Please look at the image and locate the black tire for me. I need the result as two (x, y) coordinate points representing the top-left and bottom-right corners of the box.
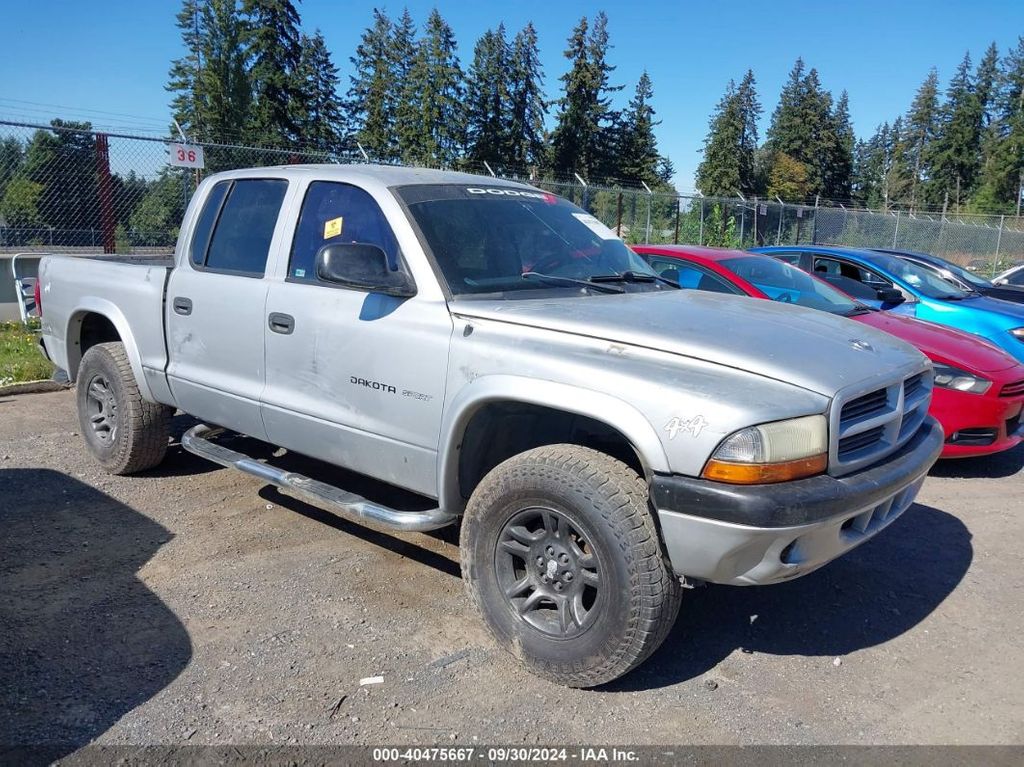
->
(76, 342), (172, 475)
(460, 444), (682, 687)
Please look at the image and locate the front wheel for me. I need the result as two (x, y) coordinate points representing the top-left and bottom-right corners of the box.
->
(76, 342), (172, 475)
(460, 445), (682, 687)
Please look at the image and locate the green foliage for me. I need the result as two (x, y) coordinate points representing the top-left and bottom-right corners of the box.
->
(294, 30), (346, 152)
(128, 171), (187, 246)
(242, 0), (303, 145)
(550, 13), (622, 180)
(0, 322), (54, 386)
(925, 52), (984, 209)
(696, 71), (761, 197)
(506, 23), (547, 170)
(20, 120), (99, 232)
(616, 71), (661, 185)
(348, 9), (400, 161)
(767, 153), (811, 201)
(465, 24), (512, 165)
(0, 177), (43, 228)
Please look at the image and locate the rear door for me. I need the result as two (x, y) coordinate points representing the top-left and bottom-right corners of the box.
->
(165, 177), (290, 439)
(260, 180), (453, 497)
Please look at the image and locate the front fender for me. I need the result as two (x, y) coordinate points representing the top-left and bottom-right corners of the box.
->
(67, 297), (154, 402)
(437, 374), (670, 513)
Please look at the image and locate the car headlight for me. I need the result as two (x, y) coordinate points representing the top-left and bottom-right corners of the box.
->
(933, 363), (991, 394)
(1012, 327), (1024, 341)
(702, 414), (828, 484)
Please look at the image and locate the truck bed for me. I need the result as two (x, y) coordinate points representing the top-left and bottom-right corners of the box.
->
(38, 253), (174, 397)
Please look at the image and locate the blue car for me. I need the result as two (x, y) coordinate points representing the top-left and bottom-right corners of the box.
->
(751, 245), (1024, 363)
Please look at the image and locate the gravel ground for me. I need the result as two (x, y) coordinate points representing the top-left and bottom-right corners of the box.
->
(1, 389), (1022, 753)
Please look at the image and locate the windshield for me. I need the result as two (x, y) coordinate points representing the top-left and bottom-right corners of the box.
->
(395, 184), (659, 297)
(721, 256), (861, 315)
(868, 252), (970, 299)
(922, 256), (991, 290)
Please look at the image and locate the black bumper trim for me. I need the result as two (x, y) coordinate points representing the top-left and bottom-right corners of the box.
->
(651, 417), (943, 528)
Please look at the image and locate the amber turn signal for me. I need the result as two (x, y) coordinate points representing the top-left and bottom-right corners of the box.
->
(702, 453), (828, 484)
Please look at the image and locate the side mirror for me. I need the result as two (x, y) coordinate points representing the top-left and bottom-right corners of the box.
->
(994, 278), (1009, 286)
(876, 287), (905, 305)
(315, 243), (416, 297)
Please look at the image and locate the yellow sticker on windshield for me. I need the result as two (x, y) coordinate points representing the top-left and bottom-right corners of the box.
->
(323, 216), (343, 239)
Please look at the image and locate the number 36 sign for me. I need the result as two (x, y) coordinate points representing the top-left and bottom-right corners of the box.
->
(167, 142), (205, 169)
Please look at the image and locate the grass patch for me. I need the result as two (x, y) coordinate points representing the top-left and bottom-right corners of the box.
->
(0, 320), (54, 386)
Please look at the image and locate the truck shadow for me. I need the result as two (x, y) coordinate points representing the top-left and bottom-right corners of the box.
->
(0, 469), (191, 757)
(609, 502), (972, 692)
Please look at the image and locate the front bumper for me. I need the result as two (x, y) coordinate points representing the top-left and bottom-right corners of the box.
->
(651, 417), (943, 586)
(932, 387), (1023, 458)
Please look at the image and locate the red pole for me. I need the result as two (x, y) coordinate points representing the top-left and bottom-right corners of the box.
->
(96, 133), (115, 253)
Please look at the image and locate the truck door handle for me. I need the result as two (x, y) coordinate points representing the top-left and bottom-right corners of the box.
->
(173, 297), (192, 316)
(268, 312), (295, 335)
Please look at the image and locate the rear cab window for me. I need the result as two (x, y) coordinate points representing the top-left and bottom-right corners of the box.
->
(190, 178), (288, 277)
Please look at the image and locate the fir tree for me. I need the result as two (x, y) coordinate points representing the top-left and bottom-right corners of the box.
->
(347, 9), (398, 161)
(167, 0), (204, 138)
(198, 0), (251, 144)
(974, 37), (1024, 212)
(927, 52), (984, 210)
(824, 90), (855, 200)
(616, 72), (660, 184)
(465, 25), (511, 166)
(242, 0), (303, 145)
(902, 69), (941, 210)
(507, 23), (547, 170)
(294, 30), (346, 152)
(696, 71), (761, 197)
(398, 9), (465, 166)
(550, 12), (621, 180)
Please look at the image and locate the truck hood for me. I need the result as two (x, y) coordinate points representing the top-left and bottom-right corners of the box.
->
(854, 310), (1020, 374)
(450, 291), (926, 396)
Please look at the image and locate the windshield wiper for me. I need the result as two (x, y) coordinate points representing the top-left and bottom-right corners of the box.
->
(521, 271), (624, 294)
(589, 270), (681, 289)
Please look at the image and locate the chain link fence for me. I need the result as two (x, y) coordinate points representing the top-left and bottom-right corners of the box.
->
(2, 118), (1023, 277)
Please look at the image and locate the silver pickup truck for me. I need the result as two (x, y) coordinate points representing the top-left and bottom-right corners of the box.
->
(38, 165), (943, 687)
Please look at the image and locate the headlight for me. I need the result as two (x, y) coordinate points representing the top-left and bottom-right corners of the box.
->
(933, 363), (991, 394)
(1012, 327), (1024, 341)
(702, 414), (828, 484)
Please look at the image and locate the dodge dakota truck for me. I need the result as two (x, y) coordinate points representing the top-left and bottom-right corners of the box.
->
(38, 165), (943, 687)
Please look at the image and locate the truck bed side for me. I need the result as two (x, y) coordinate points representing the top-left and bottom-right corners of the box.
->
(39, 254), (174, 404)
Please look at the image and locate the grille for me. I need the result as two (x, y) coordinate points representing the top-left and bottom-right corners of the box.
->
(904, 373), (924, 400)
(1001, 380), (1024, 398)
(840, 388), (888, 422)
(830, 367), (933, 476)
(839, 426), (886, 457)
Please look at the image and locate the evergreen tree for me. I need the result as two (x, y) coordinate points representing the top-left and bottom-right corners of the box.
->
(197, 0), (251, 144)
(616, 72), (660, 184)
(927, 52), (984, 210)
(974, 37), (1024, 212)
(506, 23), (547, 170)
(696, 71), (760, 197)
(242, 0), (303, 145)
(167, 0), (204, 138)
(550, 13), (621, 181)
(824, 90), (855, 200)
(398, 9), (465, 166)
(852, 120), (905, 209)
(764, 59), (838, 198)
(902, 68), (941, 210)
(464, 25), (511, 166)
(294, 30), (346, 152)
(390, 9), (418, 161)
(347, 9), (399, 161)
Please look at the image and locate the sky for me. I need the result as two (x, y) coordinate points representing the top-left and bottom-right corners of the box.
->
(1, 0), (1023, 191)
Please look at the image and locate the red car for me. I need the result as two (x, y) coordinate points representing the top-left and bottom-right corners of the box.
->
(635, 245), (1024, 459)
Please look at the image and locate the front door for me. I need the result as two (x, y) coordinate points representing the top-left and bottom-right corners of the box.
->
(261, 180), (452, 497)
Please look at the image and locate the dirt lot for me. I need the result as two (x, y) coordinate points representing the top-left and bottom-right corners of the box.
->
(2, 389), (1023, 753)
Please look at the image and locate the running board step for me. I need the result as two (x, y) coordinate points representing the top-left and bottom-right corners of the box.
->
(181, 424), (459, 532)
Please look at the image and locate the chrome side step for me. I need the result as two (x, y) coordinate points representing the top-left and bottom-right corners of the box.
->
(181, 424), (459, 532)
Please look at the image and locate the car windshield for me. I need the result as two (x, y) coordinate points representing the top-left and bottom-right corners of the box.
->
(395, 184), (661, 297)
(722, 256), (862, 315)
(868, 252), (970, 299)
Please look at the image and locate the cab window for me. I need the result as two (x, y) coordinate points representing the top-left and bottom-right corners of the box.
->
(289, 182), (401, 283)
(201, 179), (288, 276)
(812, 257), (892, 301)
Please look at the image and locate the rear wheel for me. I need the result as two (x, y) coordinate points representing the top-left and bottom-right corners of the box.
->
(461, 444), (681, 687)
(76, 342), (172, 475)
